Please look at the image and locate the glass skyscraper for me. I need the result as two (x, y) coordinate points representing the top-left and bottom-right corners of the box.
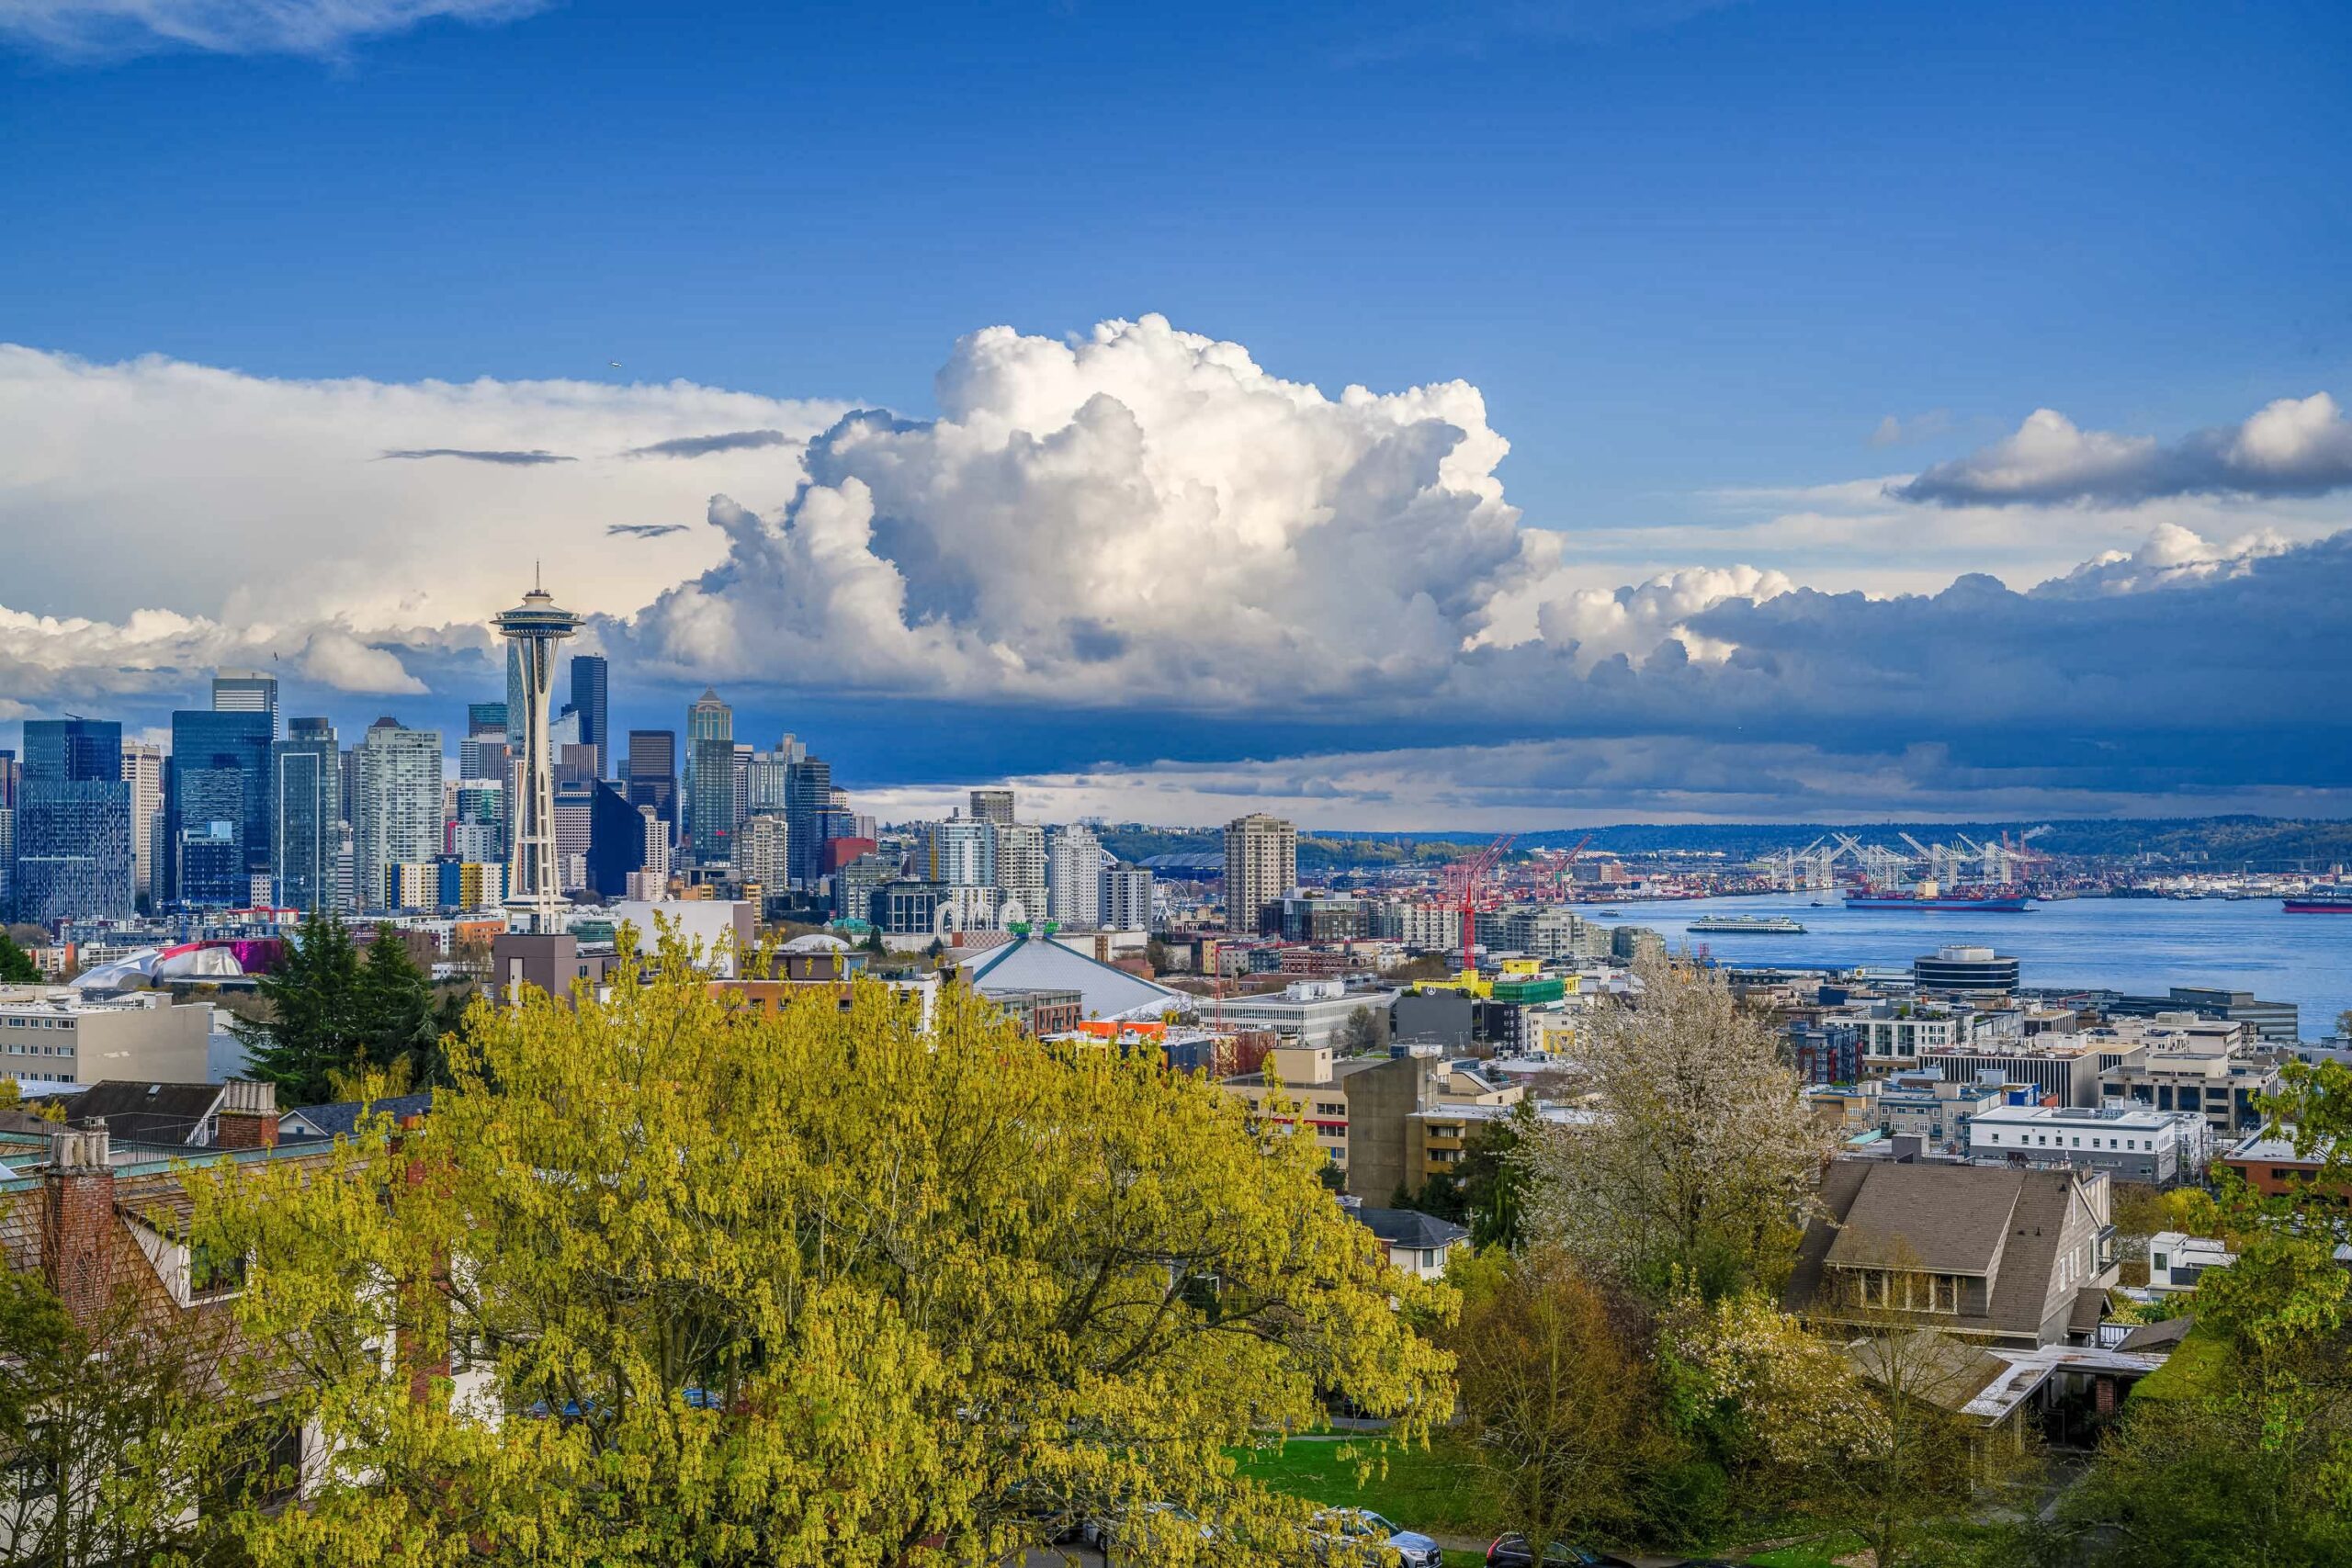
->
(684, 690), (734, 868)
(784, 754), (832, 888)
(626, 729), (676, 842)
(273, 717), (342, 914)
(10, 719), (133, 924)
(569, 654), (609, 779)
(167, 708), (273, 907)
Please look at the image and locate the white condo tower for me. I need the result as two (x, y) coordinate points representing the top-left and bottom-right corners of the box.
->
(496, 577), (582, 934)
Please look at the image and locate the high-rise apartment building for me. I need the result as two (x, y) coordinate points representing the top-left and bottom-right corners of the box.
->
(683, 690), (735, 867)
(969, 788), (1015, 827)
(120, 740), (164, 903)
(783, 754), (832, 887)
(166, 708), (273, 907)
(1223, 813), (1297, 935)
(1102, 864), (1154, 933)
(626, 730), (677, 840)
(0, 749), (16, 908)
(732, 743), (752, 834)
(1046, 823), (1102, 929)
(568, 654), (608, 778)
(210, 669), (279, 729)
(9, 720), (133, 924)
(637, 806), (672, 889)
(737, 813), (790, 896)
(351, 718), (444, 910)
(992, 821), (1048, 927)
(922, 818), (995, 886)
(273, 718), (342, 914)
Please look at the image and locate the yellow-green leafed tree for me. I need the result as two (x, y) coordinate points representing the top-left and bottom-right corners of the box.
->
(192, 943), (1453, 1567)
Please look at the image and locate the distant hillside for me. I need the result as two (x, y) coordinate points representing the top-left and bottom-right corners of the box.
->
(1095, 818), (2352, 871)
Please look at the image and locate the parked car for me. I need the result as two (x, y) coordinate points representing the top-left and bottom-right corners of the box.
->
(1316, 1508), (1444, 1568)
(1484, 1535), (1641, 1568)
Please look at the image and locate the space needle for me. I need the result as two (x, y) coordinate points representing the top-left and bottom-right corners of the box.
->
(496, 573), (582, 934)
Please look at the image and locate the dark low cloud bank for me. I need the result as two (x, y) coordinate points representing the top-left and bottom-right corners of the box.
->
(379, 447), (574, 466)
(624, 429), (789, 459)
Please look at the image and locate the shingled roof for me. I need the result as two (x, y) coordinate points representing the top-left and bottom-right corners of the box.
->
(1788, 1158), (2107, 1348)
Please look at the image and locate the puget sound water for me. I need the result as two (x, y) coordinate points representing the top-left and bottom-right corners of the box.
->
(1583, 889), (2352, 1041)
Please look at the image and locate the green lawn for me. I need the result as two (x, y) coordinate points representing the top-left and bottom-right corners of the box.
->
(1229, 1434), (1497, 1536)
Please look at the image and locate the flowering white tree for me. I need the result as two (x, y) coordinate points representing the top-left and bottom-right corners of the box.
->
(1525, 954), (1830, 1299)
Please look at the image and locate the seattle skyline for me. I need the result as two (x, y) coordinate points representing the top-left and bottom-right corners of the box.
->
(5, 0), (2350, 828)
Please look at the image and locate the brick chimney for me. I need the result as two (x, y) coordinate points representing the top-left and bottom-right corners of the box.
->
(42, 1122), (115, 1325)
(214, 1079), (278, 1151)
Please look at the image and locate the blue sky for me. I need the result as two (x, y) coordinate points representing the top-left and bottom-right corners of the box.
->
(4, 0), (2350, 826)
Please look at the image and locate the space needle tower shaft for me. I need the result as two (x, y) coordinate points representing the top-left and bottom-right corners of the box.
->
(495, 576), (582, 934)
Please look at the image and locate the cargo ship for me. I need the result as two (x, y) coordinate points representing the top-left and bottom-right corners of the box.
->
(2282, 887), (2352, 914)
(1689, 915), (1808, 934)
(1844, 879), (2031, 912)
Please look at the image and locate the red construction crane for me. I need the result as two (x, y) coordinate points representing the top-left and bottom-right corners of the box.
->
(1440, 833), (1516, 976)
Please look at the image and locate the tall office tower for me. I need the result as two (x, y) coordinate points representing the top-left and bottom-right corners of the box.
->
(922, 817), (995, 886)
(568, 654), (609, 777)
(119, 740), (164, 902)
(272, 718), (342, 914)
(582, 781), (644, 899)
(992, 821), (1048, 927)
(683, 690), (735, 867)
(737, 813), (790, 896)
(450, 778), (506, 863)
(166, 708), (273, 907)
(625, 730), (677, 840)
(1102, 864), (1154, 933)
(731, 744), (752, 835)
(210, 669), (279, 730)
(0, 749), (15, 907)
(496, 581), (582, 931)
(1222, 813), (1297, 936)
(782, 755), (832, 888)
(969, 788), (1015, 827)
(11, 719), (133, 924)
(468, 701), (508, 738)
(351, 718), (444, 911)
(1046, 823), (1103, 929)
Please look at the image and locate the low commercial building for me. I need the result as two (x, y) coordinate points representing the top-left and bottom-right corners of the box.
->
(1967, 1103), (2210, 1188)
(1913, 945), (2020, 994)
(1920, 1036), (2108, 1108)
(2098, 1035), (2278, 1135)
(0, 989), (214, 1089)
(1214, 979), (1396, 1048)
(2219, 1131), (2342, 1199)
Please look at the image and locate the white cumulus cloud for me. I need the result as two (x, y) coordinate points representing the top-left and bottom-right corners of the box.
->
(621, 314), (1532, 707)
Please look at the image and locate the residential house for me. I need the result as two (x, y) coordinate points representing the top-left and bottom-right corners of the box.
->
(1785, 1159), (2120, 1349)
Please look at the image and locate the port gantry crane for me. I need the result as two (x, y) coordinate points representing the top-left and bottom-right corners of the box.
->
(1546, 833), (1593, 901)
(1441, 833), (1516, 976)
